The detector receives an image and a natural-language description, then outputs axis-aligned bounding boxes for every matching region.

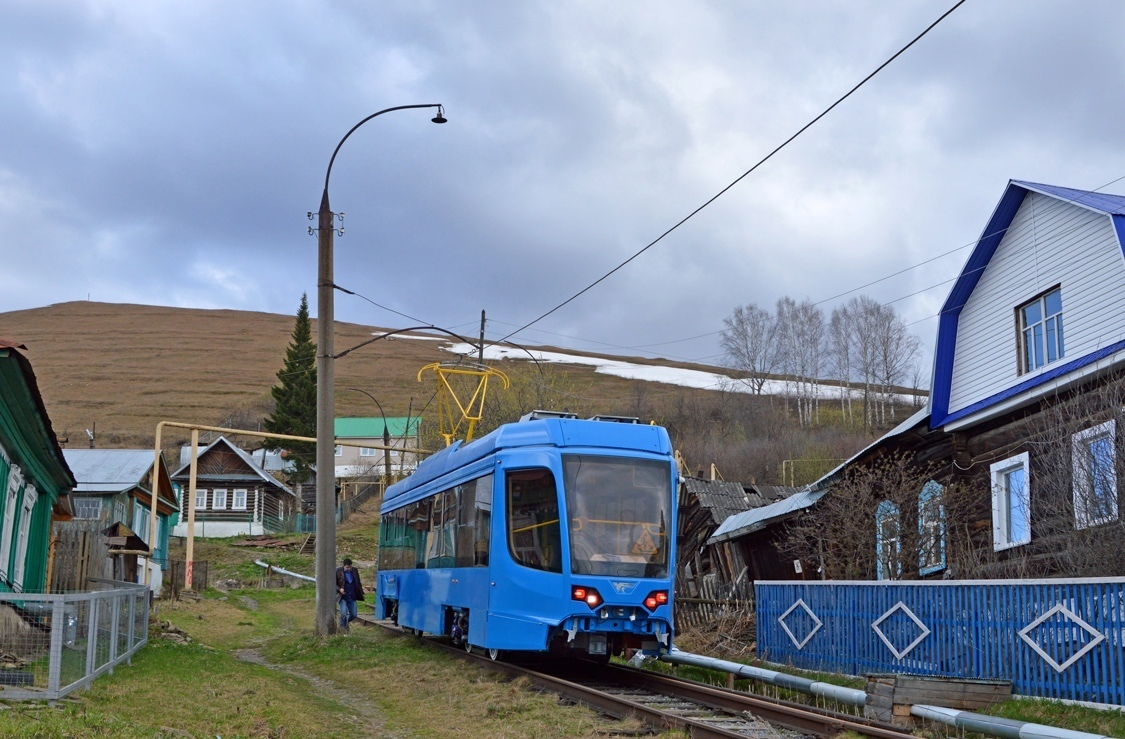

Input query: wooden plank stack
[865,674,1012,727]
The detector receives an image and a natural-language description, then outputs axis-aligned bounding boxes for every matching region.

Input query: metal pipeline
[659,649,1114,739]
[254,559,316,583]
[659,648,867,707]
[910,705,1113,739]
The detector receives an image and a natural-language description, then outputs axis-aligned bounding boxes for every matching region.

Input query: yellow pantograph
[418,362,509,445]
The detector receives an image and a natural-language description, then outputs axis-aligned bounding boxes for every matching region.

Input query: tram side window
[474,475,492,566]
[453,474,494,567]
[378,508,411,571]
[407,500,430,568]
[427,490,457,568]
[454,482,474,568]
[507,468,562,573]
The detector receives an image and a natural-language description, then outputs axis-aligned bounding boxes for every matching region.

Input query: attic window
[1018,287,1064,374]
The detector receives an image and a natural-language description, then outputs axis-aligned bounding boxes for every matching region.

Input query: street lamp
[313,104,446,636]
[343,387,394,483]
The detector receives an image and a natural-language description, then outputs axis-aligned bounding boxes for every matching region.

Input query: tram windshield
[563,455,671,578]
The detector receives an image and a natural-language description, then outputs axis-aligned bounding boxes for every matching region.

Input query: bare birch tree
[874,305,921,424]
[847,295,882,432]
[720,303,778,395]
[829,304,855,426]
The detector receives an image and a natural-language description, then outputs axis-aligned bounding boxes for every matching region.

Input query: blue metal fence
[756,578,1125,705]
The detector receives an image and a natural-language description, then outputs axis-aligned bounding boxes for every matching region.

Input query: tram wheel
[488,648,502,661]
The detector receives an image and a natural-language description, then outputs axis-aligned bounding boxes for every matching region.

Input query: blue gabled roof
[1014,181,1125,216]
[930,180,1125,428]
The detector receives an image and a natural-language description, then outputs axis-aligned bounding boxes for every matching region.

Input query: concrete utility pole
[479,310,486,364]
[314,104,446,636]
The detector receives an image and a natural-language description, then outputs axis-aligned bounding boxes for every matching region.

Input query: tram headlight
[642,590,669,612]
[572,586,603,609]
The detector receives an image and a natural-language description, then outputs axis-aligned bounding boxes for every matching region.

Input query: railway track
[372,621,917,738]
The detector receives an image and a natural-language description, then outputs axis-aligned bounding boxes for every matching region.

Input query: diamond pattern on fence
[1018,603,1106,673]
[871,601,931,660]
[778,598,822,650]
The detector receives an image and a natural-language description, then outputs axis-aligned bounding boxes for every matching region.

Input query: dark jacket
[335,565,365,601]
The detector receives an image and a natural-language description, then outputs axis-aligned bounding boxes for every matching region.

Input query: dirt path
[234,647,402,738]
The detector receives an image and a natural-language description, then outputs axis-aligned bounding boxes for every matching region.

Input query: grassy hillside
[0,301,743,451]
[2,301,923,484]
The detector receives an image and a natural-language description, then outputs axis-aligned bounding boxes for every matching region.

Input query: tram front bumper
[559,606,672,654]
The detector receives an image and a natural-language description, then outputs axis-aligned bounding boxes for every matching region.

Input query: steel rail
[601,663,918,739]
[369,621,918,739]
[452,648,756,739]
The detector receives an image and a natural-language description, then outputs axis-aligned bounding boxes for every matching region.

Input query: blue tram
[375,412,677,660]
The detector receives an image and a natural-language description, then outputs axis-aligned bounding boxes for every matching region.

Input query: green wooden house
[0,340,75,593]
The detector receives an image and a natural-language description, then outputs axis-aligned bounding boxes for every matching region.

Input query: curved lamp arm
[323,104,445,195]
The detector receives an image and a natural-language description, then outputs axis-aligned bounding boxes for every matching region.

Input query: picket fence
[756,578,1125,706]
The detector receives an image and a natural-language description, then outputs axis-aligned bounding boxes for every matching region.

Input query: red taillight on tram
[643,590,668,611]
[572,586,602,609]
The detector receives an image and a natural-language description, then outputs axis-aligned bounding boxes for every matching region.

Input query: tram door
[487,466,565,650]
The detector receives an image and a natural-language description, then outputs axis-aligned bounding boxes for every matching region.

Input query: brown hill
[0,301,726,451]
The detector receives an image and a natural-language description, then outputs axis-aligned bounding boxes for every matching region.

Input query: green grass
[0,636,359,738]
[0,586,669,738]
[982,697,1125,738]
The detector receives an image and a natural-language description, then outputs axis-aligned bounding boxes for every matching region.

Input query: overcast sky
[3,1,1124,383]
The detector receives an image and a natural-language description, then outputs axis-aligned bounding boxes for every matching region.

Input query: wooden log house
[170,436,297,537]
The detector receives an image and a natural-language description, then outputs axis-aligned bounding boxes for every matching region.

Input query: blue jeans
[339,598,358,630]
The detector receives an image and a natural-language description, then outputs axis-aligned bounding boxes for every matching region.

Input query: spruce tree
[264,293,317,482]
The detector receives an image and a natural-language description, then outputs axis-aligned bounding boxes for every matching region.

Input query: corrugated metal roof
[682,478,761,525]
[708,489,825,544]
[62,449,154,494]
[1014,180,1125,216]
[335,417,420,439]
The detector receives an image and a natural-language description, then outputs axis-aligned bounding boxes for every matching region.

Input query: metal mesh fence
[0,579,148,700]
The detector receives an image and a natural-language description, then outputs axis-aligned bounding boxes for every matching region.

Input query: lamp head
[431,105,447,124]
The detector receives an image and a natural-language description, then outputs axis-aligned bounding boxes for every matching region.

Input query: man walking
[335,557,365,632]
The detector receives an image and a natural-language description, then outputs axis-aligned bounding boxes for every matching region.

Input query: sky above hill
[3,2,1124,384]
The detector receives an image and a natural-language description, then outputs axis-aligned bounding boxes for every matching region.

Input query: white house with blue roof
[931,180,1125,432]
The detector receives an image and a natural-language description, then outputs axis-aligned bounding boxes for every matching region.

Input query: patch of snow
[442,343,922,404]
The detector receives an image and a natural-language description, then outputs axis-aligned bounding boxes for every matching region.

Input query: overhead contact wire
[492,0,969,347]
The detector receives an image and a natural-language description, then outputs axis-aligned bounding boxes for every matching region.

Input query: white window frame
[918,480,946,575]
[11,484,36,587]
[0,464,24,580]
[212,488,228,510]
[194,488,207,510]
[232,488,248,511]
[73,497,102,520]
[991,452,1031,550]
[334,445,343,457]
[1072,419,1118,529]
[132,500,151,546]
[360,447,377,457]
[1018,286,1064,374]
[875,500,901,581]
